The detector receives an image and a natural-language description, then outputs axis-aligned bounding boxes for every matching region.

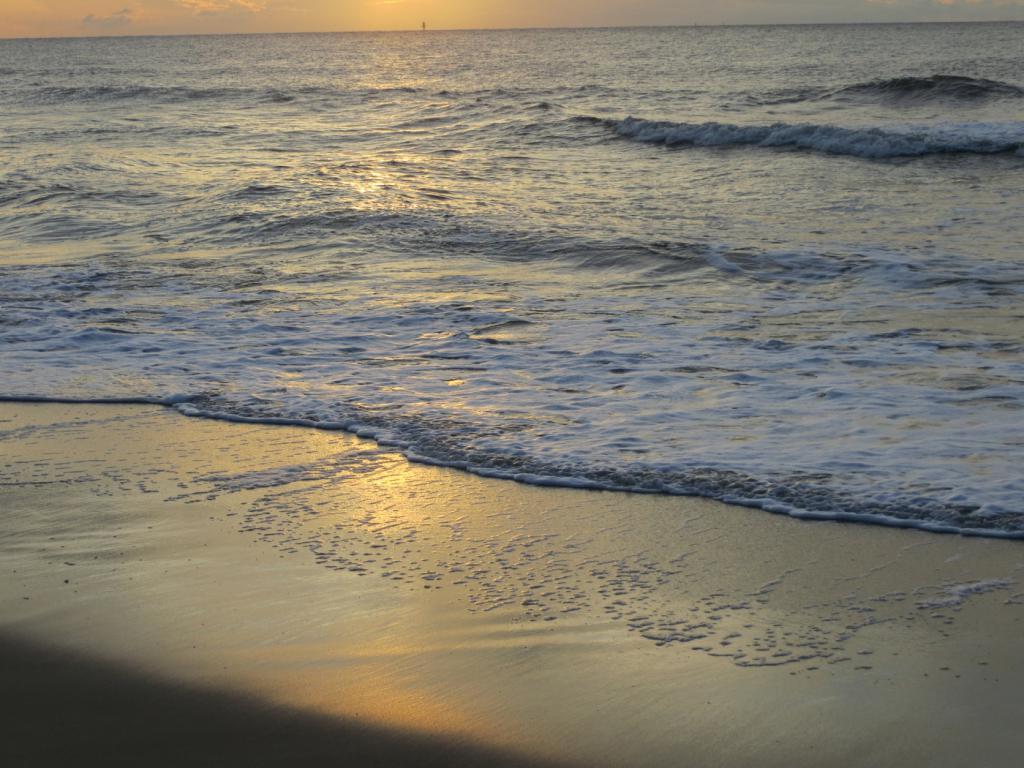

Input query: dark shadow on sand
[0,632,572,768]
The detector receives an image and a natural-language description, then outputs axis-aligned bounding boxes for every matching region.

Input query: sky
[1,0,1023,38]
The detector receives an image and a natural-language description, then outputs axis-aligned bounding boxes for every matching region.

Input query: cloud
[178,0,268,14]
[82,7,133,28]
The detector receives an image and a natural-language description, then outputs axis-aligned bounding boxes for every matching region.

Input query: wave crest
[596,116,1024,159]
[833,74,1024,103]
[742,75,1024,106]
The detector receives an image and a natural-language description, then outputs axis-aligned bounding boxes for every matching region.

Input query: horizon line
[2,19,1022,42]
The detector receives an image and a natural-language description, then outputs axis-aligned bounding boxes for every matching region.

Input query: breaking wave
[594,116,1024,159]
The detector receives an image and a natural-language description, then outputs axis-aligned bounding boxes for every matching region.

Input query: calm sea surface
[1,24,1023,535]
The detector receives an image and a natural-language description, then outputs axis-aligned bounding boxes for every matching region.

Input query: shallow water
[1,24,1023,534]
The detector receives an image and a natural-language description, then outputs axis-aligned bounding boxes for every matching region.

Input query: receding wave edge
[3,394,1020,541]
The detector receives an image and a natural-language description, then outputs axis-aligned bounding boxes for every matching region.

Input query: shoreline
[1,394,1017,541]
[3,402,1024,766]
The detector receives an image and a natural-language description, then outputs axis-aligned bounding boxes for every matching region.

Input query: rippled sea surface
[2,24,1023,535]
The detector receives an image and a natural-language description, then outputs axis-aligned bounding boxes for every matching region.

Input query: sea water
[1,24,1022,535]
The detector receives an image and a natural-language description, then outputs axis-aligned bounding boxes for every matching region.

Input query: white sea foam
[2,233,1023,537]
[915,579,1014,609]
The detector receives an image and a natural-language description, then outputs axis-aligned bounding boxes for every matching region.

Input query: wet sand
[2,402,1023,767]
[0,634,567,768]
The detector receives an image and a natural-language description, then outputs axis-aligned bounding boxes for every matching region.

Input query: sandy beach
[1,401,1022,767]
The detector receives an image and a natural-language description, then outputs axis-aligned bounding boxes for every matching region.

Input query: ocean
[1,23,1022,536]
